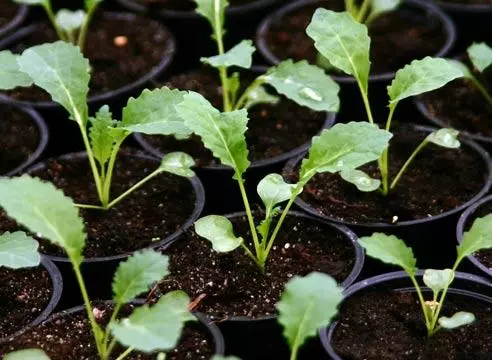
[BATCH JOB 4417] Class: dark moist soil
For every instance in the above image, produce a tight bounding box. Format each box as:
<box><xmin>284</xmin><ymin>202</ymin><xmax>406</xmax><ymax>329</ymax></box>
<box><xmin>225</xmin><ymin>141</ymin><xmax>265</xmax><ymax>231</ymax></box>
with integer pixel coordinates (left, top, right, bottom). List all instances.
<box><xmin>135</xmin><ymin>0</ymin><xmax>254</xmax><ymax>11</ymax></box>
<box><xmin>463</xmin><ymin>201</ymin><xmax>492</xmax><ymax>271</ymax></box>
<box><xmin>0</xmin><ymin>150</ymin><xmax>195</xmax><ymax>258</ymax></box>
<box><xmin>0</xmin><ymin>0</ymin><xmax>18</xmax><ymax>29</ymax></box>
<box><xmin>421</xmin><ymin>66</ymin><xmax>492</xmax><ymax>138</ymax></box>
<box><xmin>142</xmin><ymin>69</ymin><xmax>326</xmax><ymax>166</ymax></box>
<box><xmin>265</xmin><ymin>0</ymin><xmax>447</xmax><ymax>74</ymax></box>
<box><xmin>0</xmin><ymin>303</ymin><xmax>215</xmax><ymax>359</ymax></box>
<box><xmin>0</xmin><ymin>106</ymin><xmax>40</xmax><ymax>174</ymax></box>
<box><xmin>332</xmin><ymin>289</ymin><xmax>492</xmax><ymax>360</ymax></box>
<box><xmin>0</xmin><ymin>266</ymin><xmax>52</xmax><ymax>339</ymax></box>
<box><xmin>155</xmin><ymin>214</ymin><xmax>356</xmax><ymax>318</ymax></box>
<box><xmin>4</xmin><ymin>14</ymin><xmax>171</xmax><ymax>101</ymax></box>
<box><xmin>285</xmin><ymin>124</ymin><xmax>486</xmax><ymax>224</ymax></box>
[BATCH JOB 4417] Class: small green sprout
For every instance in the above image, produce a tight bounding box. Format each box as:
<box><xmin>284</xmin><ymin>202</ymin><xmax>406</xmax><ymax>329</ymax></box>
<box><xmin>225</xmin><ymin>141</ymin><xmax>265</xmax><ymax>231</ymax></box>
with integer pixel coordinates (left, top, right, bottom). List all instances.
<box><xmin>344</xmin><ymin>0</ymin><xmax>401</xmax><ymax>24</ymax></box>
<box><xmin>359</xmin><ymin>214</ymin><xmax>492</xmax><ymax>336</ymax></box>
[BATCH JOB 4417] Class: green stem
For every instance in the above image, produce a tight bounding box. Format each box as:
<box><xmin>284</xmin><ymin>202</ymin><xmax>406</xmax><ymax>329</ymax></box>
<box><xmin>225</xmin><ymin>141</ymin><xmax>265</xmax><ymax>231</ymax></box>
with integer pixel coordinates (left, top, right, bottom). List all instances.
<box><xmin>233</xmin><ymin>77</ymin><xmax>265</xmax><ymax>110</ymax></box>
<box><xmin>290</xmin><ymin>344</ymin><xmax>300</xmax><ymax>360</ymax></box>
<box><xmin>471</xmin><ymin>77</ymin><xmax>492</xmax><ymax>108</ymax></box>
<box><xmin>77</xmin><ymin>2</ymin><xmax>100</xmax><ymax>51</ymax></box>
<box><xmin>101</xmin><ymin>137</ymin><xmax>126</xmax><ymax>207</ymax></box>
<box><xmin>409</xmin><ymin>274</ymin><xmax>432</xmax><ymax>330</ymax></box>
<box><xmin>79</xmin><ymin>123</ymin><xmax>104</xmax><ymax>205</ymax></box>
<box><xmin>105</xmin><ymin>339</ymin><xmax>117</xmax><ymax>360</ymax></box>
<box><xmin>360</xmin><ymin>88</ymin><xmax>375</xmax><ymax>124</ymax></box>
<box><xmin>379</xmin><ymin>104</ymin><xmax>397</xmax><ymax>195</ymax></box>
<box><xmin>356</xmin><ymin>0</ymin><xmax>371</xmax><ymax>23</ymax></box>
<box><xmin>212</xmin><ymin>0</ymin><xmax>231</xmax><ymax>112</ymax></box>
<box><xmin>42</xmin><ymin>3</ymin><xmax>66</xmax><ymax>41</ymax></box>
<box><xmin>74</xmin><ymin>203</ymin><xmax>106</xmax><ymax>210</ymax></box>
<box><xmin>103</xmin><ymin>302</ymin><xmax>123</xmax><ymax>353</ymax></box>
<box><xmin>389</xmin><ymin>139</ymin><xmax>428</xmax><ymax>191</ymax></box>
<box><xmin>241</xmin><ymin>243</ymin><xmax>263</xmax><ymax>270</ymax></box>
<box><xmin>115</xmin><ymin>347</ymin><xmax>134</xmax><ymax>360</ymax></box>
<box><xmin>236</xmin><ymin>177</ymin><xmax>262</xmax><ymax>260</ymax></box>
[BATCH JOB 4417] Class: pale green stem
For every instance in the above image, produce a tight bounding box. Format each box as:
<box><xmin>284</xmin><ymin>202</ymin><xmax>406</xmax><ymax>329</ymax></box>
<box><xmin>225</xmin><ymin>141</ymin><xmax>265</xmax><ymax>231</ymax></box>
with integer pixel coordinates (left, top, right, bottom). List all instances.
<box><xmin>236</xmin><ymin>177</ymin><xmax>262</xmax><ymax>259</ymax></box>
<box><xmin>357</xmin><ymin>0</ymin><xmax>372</xmax><ymax>23</ymax></box>
<box><xmin>103</xmin><ymin>302</ymin><xmax>124</xmax><ymax>354</ymax></box>
<box><xmin>78</xmin><ymin>123</ymin><xmax>104</xmax><ymax>204</ymax></box>
<box><xmin>389</xmin><ymin>139</ymin><xmax>428</xmax><ymax>191</ymax></box>
<box><xmin>105</xmin><ymin>339</ymin><xmax>117</xmax><ymax>360</ymax></box>
<box><xmin>77</xmin><ymin>2</ymin><xmax>100</xmax><ymax>51</ymax></box>
<box><xmin>470</xmin><ymin>77</ymin><xmax>492</xmax><ymax>108</ymax></box>
<box><xmin>74</xmin><ymin>203</ymin><xmax>106</xmax><ymax>210</ymax></box>
<box><xmin>101</xmin><ymin>137</ymin><xmax>127</xmax><ymax>207</ymax></box>
<box><xmin>115</xmin><ymin>347</ymin><xmax>134</xmax><ymax>360</ymax></box>
<box><xmin>409</xmin><ymin>274</ymin><xmax>432</xmax><ymax>330</ymax></box>
<box><xmin>241</xmin><ymin>243</ymin><xmax>263</xmax><ymax>270</ymax></box>
<box><xmin>42</xmin><ymin>3</ymin><xmax>66</xmax><ymax>41</ymax></box>
<box><xmin>344</xmin><ymin>0</ymin><xmax>355</xmax><ymax>17</ymax></box>
<box><xmin>290</xmin><ymin>344</ymin><xmax>300</xmax><ymax>360</ymax></box>
<box><xmin>233</xmin><ymin>77</ymin><xmax>266</xmax><ymax>110</ymax></box>
<box><xmin>385</xmin><ymin>104</ymin><xmax>397</xmax><ymax>132</ymax></box>
<box><xmin>380</xmin><ymin>104</ymin><xmax>397</xmax><ymax>195</ymax></box>
<box><xmin>212</xmin><ymin>0</ymin><xmax>231</xmax><ymax>112</ymax></box>
<box><xmin>360</xmin><ymin>88</ymin><xmax>375</xmax><ymax>124</ymax></box>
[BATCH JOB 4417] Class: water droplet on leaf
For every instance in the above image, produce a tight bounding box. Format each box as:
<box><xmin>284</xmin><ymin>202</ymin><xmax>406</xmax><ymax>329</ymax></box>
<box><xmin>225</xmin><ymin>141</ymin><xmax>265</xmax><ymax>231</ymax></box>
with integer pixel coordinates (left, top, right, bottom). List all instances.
<box><xmin>299</xmin><ymin>87</ymin><xmax>323</xmax><ymax>102</ymax></box>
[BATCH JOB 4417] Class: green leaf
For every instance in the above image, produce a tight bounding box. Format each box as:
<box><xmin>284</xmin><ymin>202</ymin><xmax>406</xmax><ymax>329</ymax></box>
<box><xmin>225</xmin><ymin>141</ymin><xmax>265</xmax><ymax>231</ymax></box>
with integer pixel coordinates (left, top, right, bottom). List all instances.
<box><xmin>121</xmin><ymin>88</ymin><xmax>191</xmax><ymax>138</ymax></box>
<box><xmin>0</xmin><ymin>51</ymin><xmax>33</xmax><ymax>89</ymax></box>
<box><xmin>448</xmin><ymin>59</ymin><xmax>473</xmax><ymax>79</ymax></box>
<box><xmin>177</xmin><ymin>91</ymin><xmax>250</xmax><ymax>178</ymax></box>
<box><xmin>366</xmin><ymin>0</ymin><xmax>401</xmax><ymax>23</ymax></box>
<box><xmin>0</xmin><ymin>231</ymin><xmax>40</xmax><ymax>269</ymax></box>
<box><xmin>0</xmin><ymin>176</ymin><xmax>86</xmax><ymax>265</ymax></box>
<box><xmin>306</xmin><ymin>9</ymin><xmax>370</xmax><ymax>93</ymax></box>
<box><xmin>4</xmin><ymin>349</ymin><xmax>51</xmax><ymax>360</ymax></box>
<box><xmin>388</xmin><ymin>57</ymin><xmax>464</xmax><ymax>105</ymax></box>
<box><xmin>111</xmin><ymin>290</ymin><xmax>194</xmax><ymax>353</ymax></box>
<box><xmin>468</xmin><ymin>42</ymin><xmax>492</xmax><ymax>73</ymax></box>
<box><xmin>257</xmin><ymin>174</ymin><xmax>297</xmax><ymax>215</ymax></box>
<box><xmin>89</xmin><ymin>105</ymin><xmax>116</xmax><ymax>167</ymax></box>
<box><xmin>194</xmin><ymin>215</ymin><xmax>243</xmax><ymax>252</ymax></box>
<box><xmin>112</xmin><ymin>250</ymin><xmax>169</xmax><ymax>305</ymax></box>
<box><xmin>423</xmin><ymin>269</ymin><xmax>454</xmax><ymax>294</ymax></box>
<box><xmin>228</xmin><ymin>72</ymin><xmax>241</xmax><ymax>104</ymax></box>
<box><xmin>264</xmin><ymin>60</ymin><xmax>340</xmax><ymax>112</ymax></box>
<box><xmin>299</xmin><ymin>122</ymin><xmax>392</xmax><ymax>185</ymax></box>
<box><xmin>359</xmin><ymin>233</ymin><xmax>417</xmax><ymax>275</ymax></box>
<box><xmin>276</xmin><ymin>272</ymin><xmax>343</xmax><ymax>353</ymax></box>
<box><xmin>194</xmin><ymin>0</ymin><xmax>228</xmax><ymax>39</ymax></box>
<box><xmin>55</xmin><ymin>9</ymin><xmax>86</xmax><ymax>32</ymax></box>
<box><xmin>18</xmin><ymin>41</ymin><xmax>90</xmax><ymax>124</ymax></box>
<box><xmin>158</xmin><ymin>152</ymin><xmax>196</xmax><ymax>178</ymax></box>
<box><xmin>13</xmin><ymin>0</ymin><xmax>48</xmax><ymax>4</ymax></box>
<box><xmin>340</xmin><ymin>169</ymin><xmax>381</xmax><ymax>192</ymax></box>
<box><xmin>426</xmin><ymin>128</ymin><xmax>460</xmax><ymax>149</ymax></box>
<box><xmin>438</xmin><ymin>312</ymin><xmax>475</xmax><ymax>329</ymax></box>
<box><xmin>201</xmin><ymin>40</ymin><xmax>255</xmax><ymax>69</ymax></box>
<box><xmin>85</xmin><ymin>0</ymin><xmax>104</xmax><ymax>9</ymax></box>
<box><xmin>457</xmin><ymin>214</ymin><xmax>492</xmax><ymax>260</ymax></box>
<box><xmin>243</xmin><ymin>85</ymin><xmax>279</xmax><ymax>109</ymax></box>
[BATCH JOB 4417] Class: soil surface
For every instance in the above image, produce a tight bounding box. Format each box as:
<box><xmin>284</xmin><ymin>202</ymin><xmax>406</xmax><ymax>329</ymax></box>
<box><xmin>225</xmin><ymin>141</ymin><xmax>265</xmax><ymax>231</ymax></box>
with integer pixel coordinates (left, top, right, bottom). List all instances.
<box><xmin>0</xmin><ymin>303</ymin><xmax>215</xmax><ymax>359</ymax></box>
<box><xmin>332</xmin><ymin>289</ymin><xmax>492</xmax><ymax>360</ymax></box>
<box><xmin>264</xmin><ymin>0</ymin><xmax>447</xmax><ymax>74</ymax></box>
<box><xmin>285</xmin><ymin>124</ymin><xmax>486</xmax><ymax>224</ymax></box>
<box><xmin>155</xmin><ymin>213</ymin><xmax>356</xmax><ymax>318</ymax></box>
<box><xmin>421</xmin><ymin>65</ymin><xmax>492</xmax><ymax>138</ymax></box>
<box><xmin>462</xmin><ymin>201</ymin><xmax>492</xmax><ymax>271</ymax></box>
<box><xmin>0</xmin><ymin>106</ymin><xmax>40</xmax><ymax>174</ymax></box>
<box><xmin>3</xmin><ymin>14</ymin><xmax>171</xmax><ymax>101</ymax></box>
<box><xmin>134</xmin><ymin>0</ymin><xmax>254</xmax><ymax>11</ymax></box>
<box><xmin>0</xmin><ymin>0</ymin><xmax>18</xmax><ymax>29</ymax></box>
<box><xmin>0</xmin><ymin>266</ymin><xmax>52</xmax><ymax>339</ymax></box>
<box><xmin>142</xmin><ymin>69</ymin><xmax>326</xmax><ymax>166</ymax></box>
<box><xmin>0</xmin><ymin>150</ymin><xmax>196</xmax><ymax>258</ymax></box>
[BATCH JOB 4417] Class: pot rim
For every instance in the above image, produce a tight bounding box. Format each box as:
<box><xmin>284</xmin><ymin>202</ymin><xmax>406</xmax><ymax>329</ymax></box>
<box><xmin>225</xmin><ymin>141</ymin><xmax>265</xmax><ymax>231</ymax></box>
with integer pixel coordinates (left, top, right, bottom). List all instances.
<box><xmin>256</xmin><ymin>0</ymin><xmax>456</xmax><ymax>83</ymax></box>
<box><xmin>0</xmin><ymin>4</ymin><xmax>27</xmax><ymax>39</ymax></box>
<box><xmin>456</xmin><ymin>194</ymin><xmax>492</xmax><ymax>279</ymax></box>
<box><xmin>161</xmin><ymin>210</ymin><xmax>365</xmax><ymax>322</ymax></box>
<box><xmin>284</xmin><ymin>123</ymin><xmax>492</xmax><ymax>228</ymax></box>
<box><xmin>0</xmin><ymin>11</ymin><xmax>176</xmax><ymax>109</ymax></box>
<box><xmin>435</xmin><ymin>0</ymin><xmax>492</xmax><ymax>13</ymax></box>
<box><xmin>24</xmin><ymin>151</ymin><xmax>205</xmax><ymax>264</ymax></box>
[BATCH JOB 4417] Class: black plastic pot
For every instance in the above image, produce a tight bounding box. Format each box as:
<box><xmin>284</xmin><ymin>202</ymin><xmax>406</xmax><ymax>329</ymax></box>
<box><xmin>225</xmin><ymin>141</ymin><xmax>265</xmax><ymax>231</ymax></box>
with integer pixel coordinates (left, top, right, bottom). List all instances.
<box><xmin>0</xmin><ymin>3</ymin><xmax>27</xmax><ymax>39</ymax></box>
<box><xmin>116</xmin><ymin>0</ymin><xmax>283</xmax><ymax>71</ymax></box>
<box><xmin>457</xmin><ymin>195</ymin><xmax>492</xmax><ymax>280</ymax></box>
<box><xmin>2</xmin><ymin>105</ymin><xmax>49</xmax><ymax>177</ymax></box>
<box><xmin>161</xmin><ymin>210</ymin><xmax>364</xmax><ymax>359</ymax></box>
<box><xmin>284</xmin><ymin>124</ymin><xmax>492</xmax><ymax>273</ymax></box>
<box><xmin>26</xmin><ymin>151</ymin><xmax>205</xmax><ymax>308</ymax></box>
<box><xmin>256</xmin><ymin>0</ymin><xmax>456</xmax><ymax>121</ymax></box>
<box><xmin>320</xmin><ymin>270</ymin><xmax>492</xmax><ymax>359</ymax></box>
<box><xmin>0</xmin><ymin>257</ymin><xmax>63</xmax><ymax>344</ymax></box>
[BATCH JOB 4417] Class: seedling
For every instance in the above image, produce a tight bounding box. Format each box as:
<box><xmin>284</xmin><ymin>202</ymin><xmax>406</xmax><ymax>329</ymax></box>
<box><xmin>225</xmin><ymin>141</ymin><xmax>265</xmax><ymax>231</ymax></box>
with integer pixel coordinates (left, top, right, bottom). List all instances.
<box><xmin>13</xmin><ymin>0</ymin><xmax>104</xmax><ymax>51</ymax></box>
<box><xmin>359</xmin><ymin>214</ymin><xmax>492</xmax><ymax>336</ymax></box>
<box><xmin>0</xmin><ymin>41</ymin><xmax>196</xmax><ymax>210</ymax></box>
<box><xmin>306</xmin><ymin>9</ymin><xmax>466</xmax><ymax>195</ymax></box>
<box><xmin>344</xmin><ymin>0</ymin><xmax>401</xmax><ymax>24</ymax></box>
<box><xmin>0</xmin><ymin>176</ymin><xmax>195</xmax><ymax>360</ymax></box>
<box><xmin>194</xmin><ymin>0</ymin><xmax>340</xmax><ymax>114</ymax></box>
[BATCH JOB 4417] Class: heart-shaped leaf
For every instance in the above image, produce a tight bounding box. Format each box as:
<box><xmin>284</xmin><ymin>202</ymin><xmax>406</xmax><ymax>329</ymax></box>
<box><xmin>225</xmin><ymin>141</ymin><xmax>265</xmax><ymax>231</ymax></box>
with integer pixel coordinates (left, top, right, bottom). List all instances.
<box><xmin>4</xmin><ymin>349</ymin><xmax>51</xmax><ymax>360</ymax></box>
<box><xmin>468</xmin><ymin>42</ymin><xmax>492</xmax><ymax>73</ymax></box>
<box><xmin>201</xmin><ymin>40</ymin><xmax>255</xmax><ymax>69</ymax></box>
<box><xmin>458</xmin><ymin>214</ymin><xmax>492</xmax><ymax>260</ymax></box>
<box><xmin>340</xmin><ymin>169</ymin><xmax>380</xmax><ymax>192</ymax></box>
<box><xmin>158</xmin><ymin>152</ymin><xmax>196</xmax><ymax>178</ymax></box>
<box><xmin>438</xmin><ymin>312</ymin><xmax>475</xmax><ymax>329</ymax></box>
<box><xmin>0</xmin><ymin>231</ymin><xmax>40</xmax><ymax>269</ymax></box>
<box><xmin>426</xmin><ymin>128</ymin><xmax>460</xmax><ymax>149</ymax></box>
<box><xmin>423</xmin><ymin>269</ymin><xmax>454</xmax><ymax>294</ymax></box>
<box><xmin>195</xmin><ymin>215</ymin><xmax>243</xmax><ymax>252</ymax></box>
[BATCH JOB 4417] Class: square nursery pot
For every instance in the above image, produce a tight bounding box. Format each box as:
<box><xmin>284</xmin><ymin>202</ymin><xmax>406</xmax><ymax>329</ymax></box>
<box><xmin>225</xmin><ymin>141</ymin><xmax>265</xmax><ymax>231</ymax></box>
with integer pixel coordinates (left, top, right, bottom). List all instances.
<box><xmin>134</xmin><ymin>66</ymin><xmax>336</xmax><ymax>215</ymax></box>
<box><xmin>256</xmin><ymin>0</ymin><xmax>456</xmax><ymax>122</ymax></box>
<box><xmin>283</xmin><ymin>123</ymin><xmax>492</xmax><ymax>276</ymax></box>
<box><xmin>1</xmin><ymin>151</ymin><xmax>205</xmax><ymax>309</ymax></box>
<box><xmin>0</xmin><ymin>11</ymin><xmax>176</xmax><ymax>156</ymax></box>
<box><xmin>156</xmin><ymin>211</ymin><xmax>364</xmax><ymax>359</ymax></box>
<box><xmin>0</xmin><ymin>1</ymin><xmax>27</xmax><ymax>40</ymax></box>
<box><xmin>320</xmin><ymin>270</ymin><xmax>492</xmax><ymax>360</ymax></box>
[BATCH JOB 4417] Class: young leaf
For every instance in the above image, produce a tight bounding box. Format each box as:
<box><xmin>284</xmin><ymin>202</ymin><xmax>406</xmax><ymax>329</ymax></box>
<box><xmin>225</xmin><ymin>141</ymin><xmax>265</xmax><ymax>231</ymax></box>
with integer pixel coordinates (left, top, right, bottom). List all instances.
<box><xmin>89</xmin><ymin>105</ymin><xmax>116</xmax><ymax>167</ymax></box>
<box><xmin>276</xmin><ymin>272</ymin><xmax>343</xmax><ymax>355</ymax></box>
<box><xmin>0</xmin><ymin>231</ymin><xmax>40</xmax><ymax>269</ymax></box>
<box><xmin>55</xmin><ymin>9</ymin><xmax>86</xmax><ymax>32</ymax></box>
<box><xmin>359</xmin><ymin>233</ymin><xmax>417</xmax><ymax>275</ymax></box>
<box><xmin>194</xmin><ymin>0</ymin><xmax>228</xmax><ymax>39</ymax></box>
<box><xmin>13</xmin><ymin>0</ymin><xmax>48</xmax><ymax>4</ymax></box>
<box><xmin>340</xmin><ymin>169</ymin><xmax>381</xmax><ymax>192</ymax></box>
<box><xmin>0</xmin><ymin>51</ymin><xmax>33</xmax><ymax>89</ymax></box>
<box><xmin>467</xmin><ymin>42</ymin><xmax>492</xmax><ymax>73</ymax></box>
<box><xmin>263</xmin><ymin>60</ymin><xmax>340</xmax><ymax>112</ymax></box>
<box><xmin>201</xmin><ymin>40</ymin><xmax>255</xmax><ymax>69</ymax></box>
<box><xmin>243</xmin><ymin>86</ymin><xmax>279</xmax><ymax>109</ymax></box>
<box><xmin>257</xmin><ymin>174</ymin><xmax>297</xmax><ymax>215</ymax></box>
<box><xmin>423</xmin><ymin>269</ymin><xmax>454</xmax><ymax>294</ymax></box>
<box><xmin>158</xmin><ymin>152</ymin><xmax>196</xmax><ymax>178</ymax></box>
<box><xmin>366</xmin><ymin>0</ymin><xmax>401</xmax><ymax>23</ymax></box>
<box><xmin>448</xmin><ymin>59</ymin><xmax>473</xmax><ymax>79</ymax></box>
<box><xmin>18</xmin><ymin>41</ymin><xmax>90</xmax><ymax>124</ymax></box>
<box><xmin>306</xmin><ymin>9</ymin><xmax>370</xmax><ymax>93</ymax></box>
<box><xmin>176</xmin><ymin>92</ymin><xmax>250</xmax><ymax>178</ymax></box>
<box><xmin>387</xmin><ymin>57</ymin><xmax>464</xmax><ymax>105</ymax></box>
<box><xmin>0</xmin><ymin>176</ymin><xmax>85</xmax><ymax>265</ymax></box>
<box><xmin>111</xmin><ymin>290</ymin><xmax>194</xmax><ymax>353</ymax></box>
<box><xmin>438</xmin><ymin>312</ymin><xmax>475</xmax><ymax>329</ymax></box>
<box><xmin>457</xmin><ymin>214</ymin><xmax>492</xmax><ymax>260</ymax></box>
<box><xmin>4</xmin><ymin>349</ymin><xmax>51</xmax><ymax>360</ymax></box>
<box><xmin>121</xmin><ymin>88</ymin><xmax>191</xmax><ymax>138</ymax></box>
<box><xmin>112</xmin><ymin>250</ymin><xmax>169</xmax><ymax>305</ymax></box>
<box><xmin>299</xmin><ymin>122</ymin><xmax>392</xmax><ymax>185</ymax></box>
<box><xmin>426</xmin><ymin>128</ymin><xmax>460</xmax><ymax>149</ymax></box>
<box><xmin>194</xmin><ymin>215</ymin><xmax>243</xmax><ymax>252</ymax></box>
